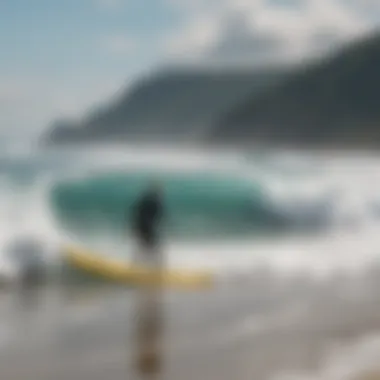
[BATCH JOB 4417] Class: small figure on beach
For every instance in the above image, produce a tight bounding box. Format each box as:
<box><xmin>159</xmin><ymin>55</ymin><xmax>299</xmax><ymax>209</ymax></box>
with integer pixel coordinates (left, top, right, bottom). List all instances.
<box><xmin>6</xmin><ymin>235</ymin><xmax>46</xmax><ymax>287</ymax></box>
<box><xmin>129</xmin><ymin>182</ymin><xmax>165</xmax><ymax>378</ymax></box>
<box><xmin>130</xmin><ymin>181</ymin><xmax>164</xmax><ymax>267</ymax></box>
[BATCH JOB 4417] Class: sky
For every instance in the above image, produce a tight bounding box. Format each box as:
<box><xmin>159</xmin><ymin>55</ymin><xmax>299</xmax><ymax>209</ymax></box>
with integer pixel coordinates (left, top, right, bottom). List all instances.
<box><xmin>0</xmin><ymin>0</ymin><xmax>379</xmax><ymax>137</ymax></box>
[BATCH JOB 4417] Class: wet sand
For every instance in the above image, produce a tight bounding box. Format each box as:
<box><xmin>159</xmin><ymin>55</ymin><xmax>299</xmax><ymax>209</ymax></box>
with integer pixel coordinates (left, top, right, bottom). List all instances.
<box><xmin>2</xmin><ymin>263</ymin><xmax>380</xmax><ymax>380</ymax></box>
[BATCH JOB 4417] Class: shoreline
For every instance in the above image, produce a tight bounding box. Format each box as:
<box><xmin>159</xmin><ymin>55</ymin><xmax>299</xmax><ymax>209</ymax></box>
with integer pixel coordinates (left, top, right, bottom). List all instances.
<box><xmin>1</xmin><ymin>263</ymin><xmax>380</xmax><ymax>379</ymax></box>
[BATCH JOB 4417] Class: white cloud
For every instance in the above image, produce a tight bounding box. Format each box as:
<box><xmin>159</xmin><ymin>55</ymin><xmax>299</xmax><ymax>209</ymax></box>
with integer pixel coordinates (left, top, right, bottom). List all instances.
<box><xmin>164</xmin><ymin>13</ymin><xmax>223</xmax><ymax>59</ymax></box>
<box><xmin>100</xmin><ymin>35</ymin><xmax>137</xmax><ymax>55</ymax></box>
<box><xmin>164</xmin><ymin>0</ymin><xmax>380</xmax><ymax>65</ymax></box>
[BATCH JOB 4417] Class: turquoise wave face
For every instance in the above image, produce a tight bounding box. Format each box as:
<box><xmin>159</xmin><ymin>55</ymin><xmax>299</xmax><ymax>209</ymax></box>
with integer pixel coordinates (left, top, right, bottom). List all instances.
<box><xmin>49</xmin><ymin>170</ymin><xmax>287</xmax><ymax>240</ymax></box>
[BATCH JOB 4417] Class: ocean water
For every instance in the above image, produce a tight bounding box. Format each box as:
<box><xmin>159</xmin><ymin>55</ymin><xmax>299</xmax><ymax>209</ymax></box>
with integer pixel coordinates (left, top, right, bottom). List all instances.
<box><xmin>2</xmin><ymin>142</ymin><xmax>380</xmax><ymax>379</ymax></box>
<box><xmin>1</xmin><ymin>142</ymin><xmax>380</xmax><ymax>279</ymax></box>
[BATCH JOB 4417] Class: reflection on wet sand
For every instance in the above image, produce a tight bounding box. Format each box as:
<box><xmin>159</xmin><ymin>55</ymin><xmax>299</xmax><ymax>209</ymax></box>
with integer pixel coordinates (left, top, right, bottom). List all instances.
<box><xmin>133</xmin><ymin>286</ymin><xmax>164</xmax><ymax>379</ymax></box>
<box><xmin>132</xmin><ymin>244</ymin><xmax>165</xmax><ymax>380</ymax></box>
<box><xmin>3</xmin><ymin>263</ymin><xmax>380</xmax><ymax>379</ymax></box>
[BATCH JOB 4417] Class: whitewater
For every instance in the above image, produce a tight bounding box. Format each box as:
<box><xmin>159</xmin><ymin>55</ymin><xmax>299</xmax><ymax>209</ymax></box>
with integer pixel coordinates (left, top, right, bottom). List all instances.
<box><xmin>1</xmin><ymin>142</ymin><xmax>380</xmax><ymax>379</ymax></box>
<box><xmin>1</xmin><ymin>143</ymin><xmax>380</xmax><ymax>278</ymax></box>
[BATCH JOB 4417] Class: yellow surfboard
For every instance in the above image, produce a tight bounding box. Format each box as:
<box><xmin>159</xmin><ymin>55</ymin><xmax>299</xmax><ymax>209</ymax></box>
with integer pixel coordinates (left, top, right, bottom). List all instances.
<box><xmin>62</xmin><ymin>245</ymin><xmax>213</xmax><ymax>290</ymax></box>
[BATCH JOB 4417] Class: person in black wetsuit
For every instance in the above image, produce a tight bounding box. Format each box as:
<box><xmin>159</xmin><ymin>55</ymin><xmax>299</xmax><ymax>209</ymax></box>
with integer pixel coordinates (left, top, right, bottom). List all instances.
<box><xmin>130</xmin><ymin>184</ymin><xmax>165</xmax><ymax>375</ymax></box>
<box><xmin>130</xmin><ymin>183</ymin><xmax>164</xmax><ymax>264</ymax></box>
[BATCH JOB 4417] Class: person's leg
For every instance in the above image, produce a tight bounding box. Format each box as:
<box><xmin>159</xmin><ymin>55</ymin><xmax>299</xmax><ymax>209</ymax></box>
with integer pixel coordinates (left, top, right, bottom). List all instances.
<box><xmin>139</xmin><ymin>229</ymin><xmax>162</xmax><ymax>269</ymax></box>
<box><xmin>133</xmin><ymin>229</ymin><xmax>150</xmax><ymax>266</ymax></box>
<box><xmin>133</xmin><ymin>281</ymin><xmax>164</xmax><ymax>378</ymax></box>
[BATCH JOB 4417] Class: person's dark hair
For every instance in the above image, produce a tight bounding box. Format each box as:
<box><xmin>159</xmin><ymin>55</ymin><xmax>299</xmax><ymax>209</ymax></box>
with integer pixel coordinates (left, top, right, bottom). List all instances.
<box><xmin>147</xmin><ymin>180</ymin><xmax>162</xmax><ymax>196</ymax></box>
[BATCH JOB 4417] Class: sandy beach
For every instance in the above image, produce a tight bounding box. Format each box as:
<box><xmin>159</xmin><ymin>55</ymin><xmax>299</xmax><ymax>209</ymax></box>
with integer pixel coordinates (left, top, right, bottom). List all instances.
<box><xmin>1</xmin><ymin>261</ymin><xmax>380</xmax><ymax>380</ymax></box>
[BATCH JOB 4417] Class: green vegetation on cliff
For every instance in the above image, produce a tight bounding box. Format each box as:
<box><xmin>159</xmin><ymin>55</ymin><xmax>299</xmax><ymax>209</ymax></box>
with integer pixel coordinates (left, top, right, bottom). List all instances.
<box><xmin>44</xmin><ymin>67</ymin><xmax>287</xmax><ymax>144</ymax></box>
<box><xmin>212</xmin><ymin>33</ymin><xmax>380</xmax><ymax>147</ymax></box>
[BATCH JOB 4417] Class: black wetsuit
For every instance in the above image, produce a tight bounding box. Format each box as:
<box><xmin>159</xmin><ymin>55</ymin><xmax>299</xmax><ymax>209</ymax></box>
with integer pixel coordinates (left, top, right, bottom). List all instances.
<box><xmin>131</xmin><ymin>191</ymin><xmax>163</xmax><ymax>249</ymax></box>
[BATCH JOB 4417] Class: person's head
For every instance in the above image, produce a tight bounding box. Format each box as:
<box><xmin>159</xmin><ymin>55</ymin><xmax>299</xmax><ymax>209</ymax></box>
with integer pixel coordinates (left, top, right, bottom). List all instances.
<box><xmin>146</xmin><ymin>180</ymin><xmax>162</xmax><ymax>197</ymax></box>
